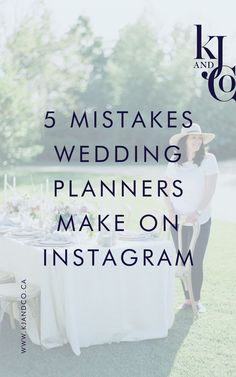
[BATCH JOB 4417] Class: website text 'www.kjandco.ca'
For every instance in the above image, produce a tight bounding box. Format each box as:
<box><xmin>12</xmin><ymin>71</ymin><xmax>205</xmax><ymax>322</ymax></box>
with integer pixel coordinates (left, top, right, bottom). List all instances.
<box><xmin>20</xmin><ymin>279</ymin><xmax>27</xmax><ymax>354</ymax></box>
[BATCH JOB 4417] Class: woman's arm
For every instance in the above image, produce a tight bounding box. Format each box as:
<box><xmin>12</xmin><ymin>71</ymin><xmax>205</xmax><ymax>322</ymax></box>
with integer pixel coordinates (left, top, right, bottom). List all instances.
<box><xmin>197</xmin><ymin>174</ymin><xmax>218</xmax><ymax>213</ymax></box>
<box><xmin>163</xmin><ymin>176</ymin><xmax>176</xmax><ymax>222</ymax></box>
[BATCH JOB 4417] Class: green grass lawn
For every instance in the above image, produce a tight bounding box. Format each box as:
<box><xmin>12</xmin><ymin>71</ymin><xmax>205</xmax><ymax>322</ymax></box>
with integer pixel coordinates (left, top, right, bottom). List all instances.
<box><xmin>0</xmin><ymin>171</ymin><xmax>235</xmax><ymax>377</ymax></box>
<box><xmin>170</xmin><ymin>219</ymin><xmax>236</xmax><ymax>377</ymax></box>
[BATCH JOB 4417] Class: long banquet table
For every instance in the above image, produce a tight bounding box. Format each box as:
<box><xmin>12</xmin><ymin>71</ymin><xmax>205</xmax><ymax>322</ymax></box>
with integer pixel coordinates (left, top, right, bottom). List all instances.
<box><xmin>0</xmin><ymin>236</ymin><xmax>176</xmax><ymax>355</ymax></box>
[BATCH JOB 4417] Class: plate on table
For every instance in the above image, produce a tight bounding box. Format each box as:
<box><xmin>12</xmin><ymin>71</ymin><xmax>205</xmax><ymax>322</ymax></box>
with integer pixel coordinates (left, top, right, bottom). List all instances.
<box><xmin>0</xmin><ymin>226</ymin><xmax>13</xmax><ymax>235</ymax></box>
<box><xmin>119</xmin><ymin>231</ymin><xmax>153</xmax><ymax>241</ymax></box>
<box><xmin>32</xmin><ymin>239</ymin><xmax>72</xmax><ymax>247</ymax></box>
<box><xmin>10</xmin><ymin>230</ymin><xmax>40</xmax><ymax>238</ymax></box>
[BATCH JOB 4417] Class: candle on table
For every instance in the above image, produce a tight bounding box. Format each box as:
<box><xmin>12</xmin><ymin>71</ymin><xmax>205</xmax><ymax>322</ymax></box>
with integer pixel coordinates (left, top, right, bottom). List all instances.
<box><xmin>46</xmin><ymin>179</ymin><xmax>49</xmax><ymax>194</ymax></box>
<box><xmin>4</xmin><ymin>174</ymin><xmax>7</xmax><ymax>193</ymax></box>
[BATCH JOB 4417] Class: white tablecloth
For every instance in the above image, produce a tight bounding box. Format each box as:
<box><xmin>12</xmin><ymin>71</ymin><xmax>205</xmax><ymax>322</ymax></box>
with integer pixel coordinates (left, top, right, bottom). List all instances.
<box><xmin>0</xmin><ymin>237</ymin><xmax>175</xmax><ymax>355</ymax></box>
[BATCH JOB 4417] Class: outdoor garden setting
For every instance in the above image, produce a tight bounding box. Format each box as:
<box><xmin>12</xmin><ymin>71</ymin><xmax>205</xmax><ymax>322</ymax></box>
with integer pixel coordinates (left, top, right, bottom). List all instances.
<box><xmin>0</xmin><ymin>1</ymin><xmax>236</xmax><ymax>376</ymax></box>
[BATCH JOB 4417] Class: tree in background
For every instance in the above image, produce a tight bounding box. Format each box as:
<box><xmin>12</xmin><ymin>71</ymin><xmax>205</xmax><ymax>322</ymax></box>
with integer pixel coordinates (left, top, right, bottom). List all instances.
<box><xmin>39</xmin><ymin>15</ymin><xmax>110</xmax><ymax>160</ymax></box>
<box><xmin>0</xmin><ymin>3</ymin><xmax>235</xmax><ymax>165</ymax></box>
<box><xmin>107</xmin><ymin>17</ymin><xmax>164</xmax><ymax>109</ymax></box>
<box><xmin>0</xmin><ymin>7</ymin><xmax>54</xmax><ymax>165</ymax></box>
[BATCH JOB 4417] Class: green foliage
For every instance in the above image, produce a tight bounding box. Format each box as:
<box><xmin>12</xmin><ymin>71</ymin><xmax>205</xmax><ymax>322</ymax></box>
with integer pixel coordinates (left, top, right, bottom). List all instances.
<box><xmin>0</xmin><ymin>8</ymin><xmax>53</xmax><ymax>165</ymax></box>
<box><xmin>106</xmin><ymin>18</ymin><xmax>164</xmax><ymax>108</ymax></box>
<box><xmin>51</xmin><ymin>16</ymin><xmax>107</xmax><ymax>111</ymax></box>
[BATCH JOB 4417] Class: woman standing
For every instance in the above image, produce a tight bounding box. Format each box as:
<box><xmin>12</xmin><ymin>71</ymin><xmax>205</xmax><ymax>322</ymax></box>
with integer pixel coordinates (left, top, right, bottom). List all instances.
<box><xmin>165</xmin><ymin>123</ymin><xmax>218</xmax><ymax>313</ymax></box>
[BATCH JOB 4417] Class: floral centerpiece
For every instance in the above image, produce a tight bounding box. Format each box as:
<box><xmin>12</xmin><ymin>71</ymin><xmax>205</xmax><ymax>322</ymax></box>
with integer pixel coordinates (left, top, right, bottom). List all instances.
<box><xmin>49</xmin><ymin>199</ymin><xmax>96</xmax><ymax>239</ymax></box>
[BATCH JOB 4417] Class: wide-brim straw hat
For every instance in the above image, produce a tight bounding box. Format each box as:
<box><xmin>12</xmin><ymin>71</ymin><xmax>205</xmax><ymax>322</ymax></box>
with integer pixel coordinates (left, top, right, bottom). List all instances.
<box><xmin>169</xmin><ymin>123</ymin><xmax>215</xmax><ymax>145</ymax></box>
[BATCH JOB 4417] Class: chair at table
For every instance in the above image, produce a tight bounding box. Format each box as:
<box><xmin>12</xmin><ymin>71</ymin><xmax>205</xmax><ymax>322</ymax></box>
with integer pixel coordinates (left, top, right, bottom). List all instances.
<box><xmin>0</xmin><ymin>271</ymin><xmax>15</xmax><ymax>284</ymax></box>
<box><xmin>176</xmin><ymin>220</ymin><xmax>200</xmax><ymax>319</ymax></box>
<box><xmin>0</xmin><ymin>283</ymin><xmax>41</xmax><ymax>338</ymax></box>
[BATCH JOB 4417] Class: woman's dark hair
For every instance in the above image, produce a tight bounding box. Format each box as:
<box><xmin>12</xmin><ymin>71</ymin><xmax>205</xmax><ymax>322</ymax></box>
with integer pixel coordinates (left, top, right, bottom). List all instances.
<box><xmin>177</xmin><ymin>135</ymin><xmax>206</xmax><ymax>166</ymax></box>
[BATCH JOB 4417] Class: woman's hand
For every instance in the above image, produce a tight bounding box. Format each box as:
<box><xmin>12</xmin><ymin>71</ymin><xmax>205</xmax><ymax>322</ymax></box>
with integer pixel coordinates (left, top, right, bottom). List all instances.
<box><xmin>184</xmin><ymin>212</ymin><xmax>199</xmax><ymax>224</ymax></box>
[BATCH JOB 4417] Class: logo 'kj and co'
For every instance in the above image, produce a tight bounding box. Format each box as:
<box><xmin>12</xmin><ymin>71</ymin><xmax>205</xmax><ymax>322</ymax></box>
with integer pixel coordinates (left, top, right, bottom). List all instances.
<box><xmin>194</xmin><ymin>24</ymin><xmax>235</xmax><ymax>102</ymax></box>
